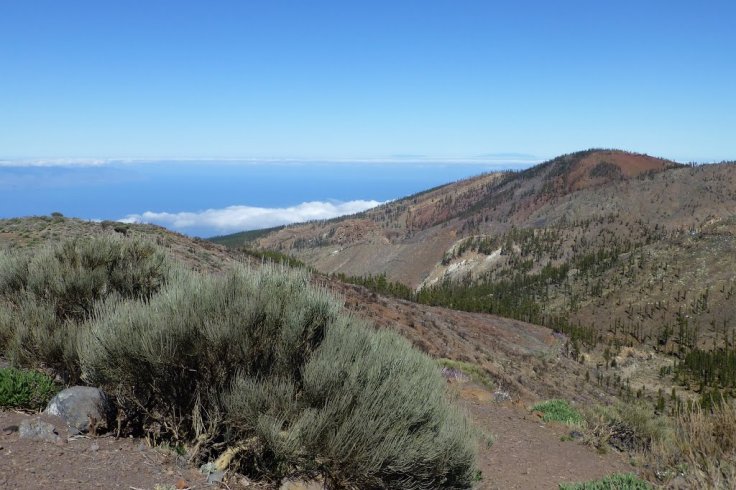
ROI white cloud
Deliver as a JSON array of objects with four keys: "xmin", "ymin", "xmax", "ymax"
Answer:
[
  {"xmin": 0, "ymin": 158, "xmax": 110, "ymax": 167},
  {"xmin": 120, "ymin": 200, "xmax": 385, "ymax": 234}
]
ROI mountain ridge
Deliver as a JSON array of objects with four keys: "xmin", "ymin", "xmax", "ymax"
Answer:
[
  {"xmin": 213, "ymin": 149, "xmax": 692, "ymax": 284},
  {"xmin": 213, "ymin": 149, "xmax": 736, "ymax": 360}
]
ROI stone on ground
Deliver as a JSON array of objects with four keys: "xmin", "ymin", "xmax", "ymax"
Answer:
[
  {"xmin": 44, "ymin": 386, "xmax": 114, "ymax": 434},
  {"xmin": 18, "ymin": 418, "xmax": 61, "ymax": 443}
]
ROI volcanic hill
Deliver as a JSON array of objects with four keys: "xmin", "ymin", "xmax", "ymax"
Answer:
[{"xmin": 216, "ymin": 149, "xmax": 736, "ymax": 355}]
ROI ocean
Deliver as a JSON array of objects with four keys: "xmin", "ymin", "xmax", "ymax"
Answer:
[{"xmin": 0, "ymin": 160, "xmax": 530, "ymax": 237}]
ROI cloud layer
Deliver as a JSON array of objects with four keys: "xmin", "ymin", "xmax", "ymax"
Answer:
[{"xmin": 121, "ymin": 200, "xmax": 384, "ymax": 234}]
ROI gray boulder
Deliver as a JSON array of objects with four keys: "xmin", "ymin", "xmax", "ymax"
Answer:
[
  {"xmin": 44, "ymin": 386, "xmax": 114, "ymax": 434},
  {"xmin": 18, "ymin": 418, "xmax": 61, "ymax": 443}
]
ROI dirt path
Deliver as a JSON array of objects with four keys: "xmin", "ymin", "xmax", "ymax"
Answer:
[
  {"xmin": 2, "ymin": 387, "xmax": 635, "ymax": 490},
  {"xmin": 0, "ymin": 411, "xmax": 207, "ymax": 490},
  {"xmin": 461, "ymin": 384, "xmax": 634, "ymax": 489}
]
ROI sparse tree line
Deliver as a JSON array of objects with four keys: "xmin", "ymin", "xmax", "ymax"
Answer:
[{"xmin": 330, "ymin": 216, "xmax": 735, "ymax": 402}]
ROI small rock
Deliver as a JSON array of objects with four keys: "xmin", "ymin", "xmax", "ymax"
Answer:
[
  {"xmin": 569, "ymin": 430, "xmax": 584, "ymax": 440},
  {"xmin": 667, "ymin": 476, "xmax": 689, "ymax": 489},
  {"xmin": 44, "ymin": 386, "xmax": 115, "ymax": 434},
  {"xmin": 18, "ymin": 418, "xmax": 61, "ymax": 443},
  {"xmin": 89, "ymin": 442, "xmax": 100, "ymax": 452},
  {"xmin": 492, "ymin": 390, "xmax": 511, "ymax": 402},
  {"xmin": 175, "ymin": 455, "xmax": 188, "ymax": 469},
  {"xmin": 280, "ymin": 479, "xmax": 325, "ymax": 490}
]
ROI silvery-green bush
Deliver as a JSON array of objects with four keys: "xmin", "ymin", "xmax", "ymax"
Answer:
[
  {"xmin": 0, "ymin": 235, "xmax": 169, "ymax": 376},
  {"xmin": 81, "ymin": 264, "xmax": 476, "ymax": 488}
]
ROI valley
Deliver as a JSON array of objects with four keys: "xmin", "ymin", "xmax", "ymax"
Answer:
[{"xmin": 217, "ymin": 150, "xmax": 736, "ymax": 400}]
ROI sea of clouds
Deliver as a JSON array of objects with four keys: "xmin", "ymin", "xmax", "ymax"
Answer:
[{"xmin": 120, "ymin": 199, "xmax": 384, "ymax": 234}]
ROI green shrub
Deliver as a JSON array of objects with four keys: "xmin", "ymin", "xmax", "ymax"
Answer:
[
  {"xmin": 0, "ymin": 235, "xmax": 169, "ymax": 376},
  {"xmin": 80, "ymin": 264, "xmax": 476, "ymax": 488},
  {"xmin": 0, "ymin": 234, "xmax": 169, "ymax": 321},
  {"xmin": 0, "ymin": 367, "xmax": 58, "ymax": 410},
  {"xmin": 532, "ymin": 399, "xmax": 584, "ymax": 425},
  {"xmin": 559, "ymin": 473, "xmax": 652, "ymax": 490}
]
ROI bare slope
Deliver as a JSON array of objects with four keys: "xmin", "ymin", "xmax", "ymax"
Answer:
[{"xmin": 244, "ymin": 149, "xmax": 683, "ymax": 286}]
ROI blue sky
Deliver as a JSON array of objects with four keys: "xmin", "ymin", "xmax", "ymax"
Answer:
[
  {"xmin": 1, "ymin": 0, "xmax": 734, "ymax": 162},
  {"xmin": 1, "ymin": 1, "xmax": 734, "ymax": 236}
]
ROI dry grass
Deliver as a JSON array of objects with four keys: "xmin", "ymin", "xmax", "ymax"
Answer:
[
  {"xmin": 579, "ymin": 400, "xmax": 736, "ymax": 487},
  {"xmin": 650, "ymin": 401, "xmax": 736, "ymax": 488}
]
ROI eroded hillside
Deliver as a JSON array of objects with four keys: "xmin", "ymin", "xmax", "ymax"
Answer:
[{"xmin": 227, "ymin": 151, "xmax": 736, "ymax": 357}]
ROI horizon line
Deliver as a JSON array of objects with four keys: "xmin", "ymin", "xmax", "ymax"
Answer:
[
  {"xmin": 1, "ymin": 150, "xmax": 732, "ymax": 168},
  {"xmin": 0, "ymin": 155, "xmax": 545, "ymax": 168}
]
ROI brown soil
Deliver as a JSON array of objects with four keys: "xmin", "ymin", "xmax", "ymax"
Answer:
[
  {"xmin": 0, "ymin": 411, "xmax": 206, "ymax": 490},
  {"xmin": 458, "ymin": 383, "xmax": 633, "ymax": 490},
  {"xmin": 564, "ymin": 150, "xmax": 672, "ymax": 192}
]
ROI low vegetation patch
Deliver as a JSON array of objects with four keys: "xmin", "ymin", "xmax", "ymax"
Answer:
[
  {"xmin": 531, "ymin": 399, "xmax": 584, "ymax": 426},
  {"xmin": 0, "ymin": 367, "xmax": 58, "ymax": 410},
  {"xmin": 583, "ymin": 402, "xmax": 670, "ymax": 453},
  {"xmin": 581, "ymin": 399, "xmax": 736, "ymax": 488},
  {"xmin": 558, "ymin": 473, "xmax": 652, "ymax": 490},
  {"xmin": 0, "ymin": 235, "xmax": 476, "ymax": 489},
  {"xmin": 438, "ymin": 358, "xmax": 495, "ymax": 390}
]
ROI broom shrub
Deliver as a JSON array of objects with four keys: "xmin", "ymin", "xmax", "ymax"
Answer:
[{"xmin": 0, "ymin": 235, "xmax": 169, "ymax": 377}]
